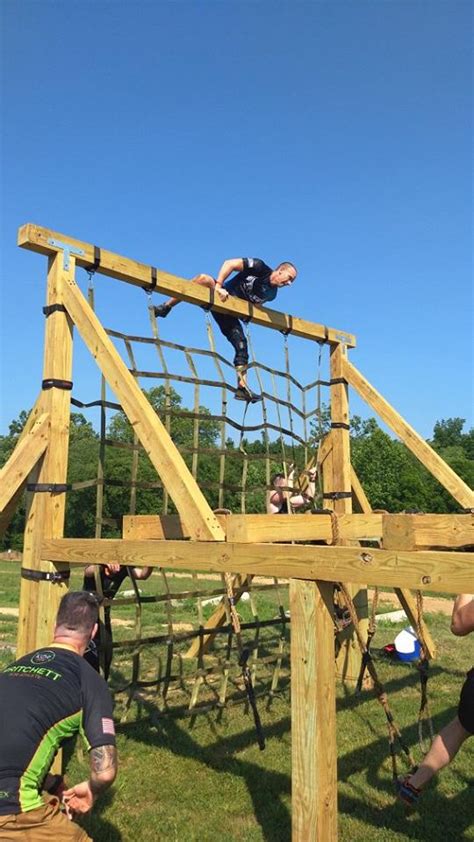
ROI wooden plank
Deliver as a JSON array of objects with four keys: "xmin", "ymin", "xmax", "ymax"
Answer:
[
  {"xmin": 60, "ymin": 274, "xmax": 224, "ymax": 542},
  {"xmin": 290, "ymin": 579, "xmax": 337, "ymax": 841},
  {"xmin": 18, "ymin": 224, "xmax": 356, "ymax": 348},
  {"xmin": 123, "ymin": 512, "xmax": 383, "ymax": 543},
  {"xmin": 351, "ymin": 466, "xmax": 372, "ymax": 513},
  {"xmin": 343, "ymin": 359, "xmax": 474, "ymax": 509},
  {"xmin": 123, "ymin": 513, "xmax": 227, "ymax": 540},
  {"xmin": 225, "ymin": 514, "xmax": 382, "ymax": 543},
  {"xmin": 0, "ymin": 397, "xmax": 44, "ymax": 538},
  {"xmin": 330, "ymin": 345, "xmax": 368, "ymax": 684},
  {"xmin": 0, "ymin": 413, "xmax": 50, "ymax": 511},
  {"xmin": 41, "ymin": 538, "xmax": 474, "ymax": 594},
  {"xmin": 383, "ymin": 514, "xmax": 474, "ymax": 550},
  {"xmin": 17, "ymin": 253, "xmax": 74, "ymax": 656}
]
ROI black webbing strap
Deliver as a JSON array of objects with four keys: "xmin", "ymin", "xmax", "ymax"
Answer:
[
  {"xmin": 26, "ymin": 483, "xmax": 71, "ymax": 493},
  {"xmin": 201, "ymin": 286, "xmax": 215, "ymax": 311},
  {"xmin": 21, "ymin": 567, "xmax": 71, "ymax": 584},
  {"xmin": 43, "ymin": 304, "xmax": 67, "ymax": 317},
  {"xmin": 323, "ymin": 491, "xmax": 352, "ymax": 500},
  {"xmin": 331, "ymin": 422, "xmax": 350, "ymax": 430},
  {"xmin": 280, "ymin": 315, "xmax": 294, "ymax": 336},
  {"xmin": 239, "ymin": 648, "xmax": 265, "ymax": 750},
  {"xmin": 143, "ymin": 266, "xmax": 158, "ymax": 293},
  {"xmin": 311, "ymin": 508, "xmax": 335, "ymax": 515},
  {"xmin": 87, "ymin": 245, "xmax": 101, "ymax": 274},
  {"xmin": 241, "ymin": 302, "xmax": 254, "ymax": 324},
  {"xmin": 330, "ymin": 377, "xmax": 348, "ymax": 386},
  {"xmin": 42, "ymin": 379, "xmax": 73, "ymax": 391}
]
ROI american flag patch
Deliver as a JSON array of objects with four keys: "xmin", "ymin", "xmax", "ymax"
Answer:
[{"xmin": 102, "ymin": 717, "xmax": 115, "ymax": 735}]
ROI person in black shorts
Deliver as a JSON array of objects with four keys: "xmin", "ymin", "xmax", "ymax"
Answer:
[
  {"xmin": 0, "ymin": 591, "xmax": 118, "ymax": 841},
  {"xmin": 397, "ymin": 593, "xmax": 474, "ymax": 807},
  {"xmin": 83, "ymin": 563, "xmax": 152, "ymax": 680},
  {"xmin": 154, "ymin": 257, "xmax": 297, "ymax": 402}
]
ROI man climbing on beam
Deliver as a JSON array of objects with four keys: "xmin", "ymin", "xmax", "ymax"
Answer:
[{"xmin": 154, "ymin": 257, "xmax": 297, "ymax": 402}]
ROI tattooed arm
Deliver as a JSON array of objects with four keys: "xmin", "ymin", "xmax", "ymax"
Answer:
[{"xmin": 62, "ymin": 745, "xmax": 118, "ymax": 817}]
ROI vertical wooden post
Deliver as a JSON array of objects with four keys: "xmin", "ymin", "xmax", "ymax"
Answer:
[
  {"xmin": 329, "ymin": 343, "xmax": 368, "ymax": 685},
  {"xmin": 17, "ymin": 252, "xmax": 74, "ymax": 656},
  {"xmin": 290, "ymin": 579, "xmax": 337, "ymax": 842}
]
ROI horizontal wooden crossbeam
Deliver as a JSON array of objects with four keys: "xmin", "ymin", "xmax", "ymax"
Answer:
[
  {"xmin": 41, "ymin": 538, "xmax": 473, "ymax": 594},
  {"xmin": 123, "ymin": 512, "xmax": 473, "ymax": 548},
  {"xmin": 18, "ymin": 223, "xmax": 356, "ymax": 347}
]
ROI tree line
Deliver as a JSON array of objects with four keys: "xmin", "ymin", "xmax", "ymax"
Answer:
[{"xmin": 1, "ymin": 386, "xmax": 472, "ymax": 550}]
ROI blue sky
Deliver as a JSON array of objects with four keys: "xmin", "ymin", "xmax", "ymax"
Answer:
[{"xmin": 1, "ymin": 0, "xmax": 472, "ymax": 442}]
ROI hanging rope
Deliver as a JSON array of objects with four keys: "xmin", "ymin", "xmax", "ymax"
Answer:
[
  {"xmin": 224, "ymin": 571, "xmax": 265, "ymax": 750},
  {"xmin": 338, "ymin": 582, "xmax": 417, "ymax": 779},
  {"xmin": 414, "ymin": 590, "xmax": 434, "ymax": 753}
]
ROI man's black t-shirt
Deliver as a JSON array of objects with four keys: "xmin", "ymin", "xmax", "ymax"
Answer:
[
  {"xmin": 224, "ymin": 258, "xmax": 277, "ymax": 306},
  {"xmin": 0, "ymin": 645, "xmax": 115, "ymax": 815}
]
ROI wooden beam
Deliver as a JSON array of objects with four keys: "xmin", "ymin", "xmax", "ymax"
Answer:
[
  {"xmin": 124, "ymin": 512, "xmax": 383, "ymax": 543},
  {"xmin": 350, "ymin": 466, "xmax": 372, "ymax": 513},
  {"xmin": 343, "ymin": 359, "xmax": 474, "ymax": 509},
  {"xmin": 60, "ymin": 272, "xmax": 224, "ymax": 542},
  {"xmin": 0, "ymin": 413, "xmax": 50, "ymax": 511},
  {"xmin": 290, "ymin": 579, "xmax": 337, "ymax": 841},
  {"xmin": 41, "ymin": 538, "xmax": 474, "ymax": 594},
  {"xmin": 0, "ymin": 396, "xmax": 44, "ymax": 538},
  {"xmin": 383, "ymin": 513, "xmax": 474, "ymax": 550},
  {"xmin": 330, "ymin": 344, "xmax": 368, "ymax": 684},
  {"xmin": 18, "ymin": 224, "xmax": 356, "ymax": 348},
  {"xmin": 17, "ymin": 254, "xmax": 74, "ymax": 656}
]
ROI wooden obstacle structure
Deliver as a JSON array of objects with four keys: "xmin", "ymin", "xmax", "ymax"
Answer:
[{"xmin": 1, "ymin": 224, "xmax": 473, "ymax": 841}]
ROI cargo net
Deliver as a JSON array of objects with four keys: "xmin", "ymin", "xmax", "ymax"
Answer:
[{"xmin": 67, "ymin": 285, "xmax": 332, "ymax": 718}]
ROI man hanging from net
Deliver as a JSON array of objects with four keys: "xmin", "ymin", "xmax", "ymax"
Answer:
[{"xmin": 154, "ymin": 257, "xmax": 297, "ymax": 402}]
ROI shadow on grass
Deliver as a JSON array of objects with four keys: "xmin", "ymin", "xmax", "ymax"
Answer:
[
  {"xmin": 120, "ymin": 713, "xmax": 292, "ymax": 842},
  {"xmin": 338, "ymin": 701, "xmax": 474, "ymax": 841}
]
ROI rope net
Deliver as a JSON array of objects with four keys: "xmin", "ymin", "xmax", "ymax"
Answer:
[{"xmin": 66, "ymin": 286, "xmax": 333, "ymax": 718}]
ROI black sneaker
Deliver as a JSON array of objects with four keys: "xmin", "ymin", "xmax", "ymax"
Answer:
[
  {"xmin": 153, "ymin": 303, "xmax": 172, "ymax": 318},
  {"xmin": 235, "ymin": 386, "xmax": 262, "ymax": 403},
  {"xmin": 396, "ymin": 775, "xmax": 422, "ymax": 808}
]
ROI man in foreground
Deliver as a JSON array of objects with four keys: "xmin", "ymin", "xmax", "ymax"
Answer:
[
  {"xmin": 154, "ymin": 257, "xmax": 297, "ymax": 402},
  {"xmin": 0, "ymin": 591, "xmax": 118, "ymax": 840},
  {"xmin": 397, "ymin": 593, "xmax": 474, "ymax": 806}
]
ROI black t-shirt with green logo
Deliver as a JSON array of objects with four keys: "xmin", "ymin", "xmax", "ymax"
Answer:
[{"xmin": 0, "ymin": 645, "xmax": 115, "ymax": 815}]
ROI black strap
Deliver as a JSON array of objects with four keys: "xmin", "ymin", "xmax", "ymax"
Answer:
[
  {"xmin": 241, "ymin": 302, "xmax": 254, "ymax": 324},
  {"xmin": 323, "ymin": 491, "xmax": 352, "ymax": 500},
  {"xmin": 42, "ymin": 379, "xmax": 73, "ymax": 391},
  {"xmin": 201, "ymin": 287, "xmax": 215, "ymax": 311},
  {"xmin": 311, "ymin": 508, "xmax": 335, "ymax": 515},
  {"xmin": 330, "ymin": 377, "xmax": 348, "ymax": 386},
  {"xmin": 43, "ymin": 304, "xmax": 67, "ymax": 317},
  {"xmin": 26, "ymin": 483, "xmax": 71, "ymax": 493},
  {"xmin": 239, "ymin": 648, "xmax": 265, "ymax": 750},
  {"xmin": 280, "ymin": 315, "xmax": 293, "ymax": 336},
  {"xmin": 88, "ymin": 245, "xmax": 101, "ymax": 273},
  {"xmin": 21, "ymin": 567, "xmax": 70, "ymax": 584},
  {"xmin": 331, "ymin": 422, "xmax": 350, "ymax": 430},
  {"xmin": 143, "ymin": 266, "xmax": 158, "ymax": 293}
]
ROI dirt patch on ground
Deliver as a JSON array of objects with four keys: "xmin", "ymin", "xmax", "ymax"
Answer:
[
  {"xmin": 0, "ymin": 607, "xmax": 19, "ymax": 617},
  {"xmin": 372, "ymin": 590, "xmax": 452, "ymax": 616}
]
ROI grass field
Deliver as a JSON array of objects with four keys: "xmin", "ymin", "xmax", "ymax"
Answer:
[{"xmin": 0, "ymin": 560, "xmax": 473, "ymax": 841}]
